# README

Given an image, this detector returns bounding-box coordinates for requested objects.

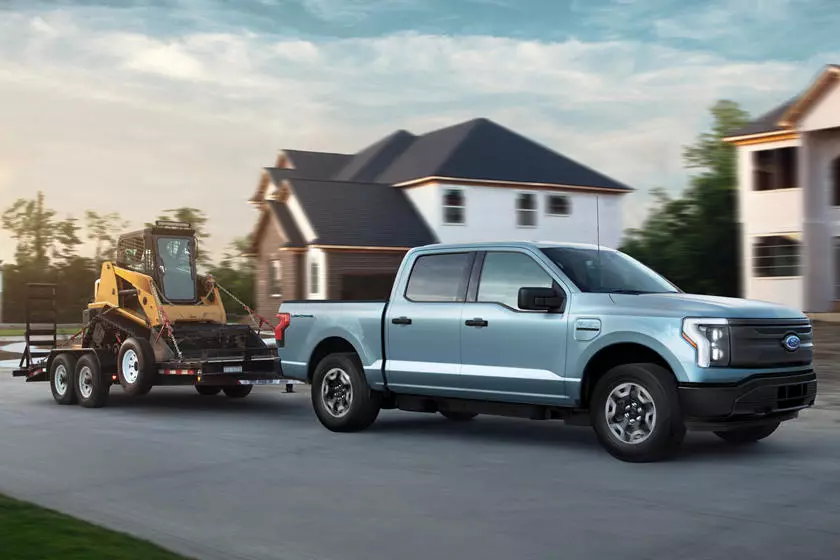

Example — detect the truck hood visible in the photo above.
[609,292,807,320]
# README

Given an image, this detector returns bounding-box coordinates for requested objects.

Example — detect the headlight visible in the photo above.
[682,318,730,367]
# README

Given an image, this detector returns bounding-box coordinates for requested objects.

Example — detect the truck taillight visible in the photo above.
[275,313,291,347]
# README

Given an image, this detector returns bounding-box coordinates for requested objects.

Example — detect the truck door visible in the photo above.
[384,250,475,397]
[458,250,571,406]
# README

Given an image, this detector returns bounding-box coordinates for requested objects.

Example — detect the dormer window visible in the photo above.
[443,188,465,224]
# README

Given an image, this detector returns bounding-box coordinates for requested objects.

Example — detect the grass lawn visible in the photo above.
[0,327,80,337]
[0,493,192,560]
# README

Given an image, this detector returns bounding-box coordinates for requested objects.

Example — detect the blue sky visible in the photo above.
[0,0,838,262]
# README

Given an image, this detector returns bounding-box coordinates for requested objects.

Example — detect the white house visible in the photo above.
[247,117,632,318]
[724,64,840,313]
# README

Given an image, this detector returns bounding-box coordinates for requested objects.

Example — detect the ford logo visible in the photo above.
[781,334,801,352]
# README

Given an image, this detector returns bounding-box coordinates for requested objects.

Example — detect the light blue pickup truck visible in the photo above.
[274,241,818,462]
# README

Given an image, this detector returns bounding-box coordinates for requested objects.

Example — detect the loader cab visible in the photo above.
[116,221,199,304]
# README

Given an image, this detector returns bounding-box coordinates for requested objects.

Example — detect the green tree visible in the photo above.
[620,100,751,296]
[209,236,255,319]
[1,191,57,269]
[149,207,210,267]
[85,211,129,266]
[53,217,83,268]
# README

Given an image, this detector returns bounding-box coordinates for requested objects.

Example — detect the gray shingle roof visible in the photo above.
[268,201,305,247]
[727,97,798,138]
[282,150,352,180]
[287,178,437,247]
[333,130,416,182]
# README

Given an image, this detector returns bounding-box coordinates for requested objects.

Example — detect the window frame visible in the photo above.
[515,191,538,228]
[546,194,571,217]
[442,187,466,226]
[403,251,475,303]
[752,234,801,278]
[270,259,283,298]
[468,250,567,314]
[832,156,840,207]
[309,260,320,296]
[751,146,798,191]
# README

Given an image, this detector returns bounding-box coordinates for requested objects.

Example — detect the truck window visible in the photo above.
[477,252,553,310]
[405,252,472,302]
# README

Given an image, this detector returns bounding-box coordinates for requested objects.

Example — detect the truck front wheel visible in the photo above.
[312,353,381,432]
[590,363,686,463]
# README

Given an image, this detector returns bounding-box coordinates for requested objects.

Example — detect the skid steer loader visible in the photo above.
[13,220,285,408]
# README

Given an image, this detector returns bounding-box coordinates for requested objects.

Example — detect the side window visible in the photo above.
[478,252,553,310]
[405,252,472,302]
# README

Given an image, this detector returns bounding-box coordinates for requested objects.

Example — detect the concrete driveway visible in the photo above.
[1,370,839,560]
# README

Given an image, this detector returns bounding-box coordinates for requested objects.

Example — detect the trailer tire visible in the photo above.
[222,385,253,398]
[312,352,381,432]
[195,385,222,396]
[75,354,109,408]
[118,338,156,397]
[50,353,78,405]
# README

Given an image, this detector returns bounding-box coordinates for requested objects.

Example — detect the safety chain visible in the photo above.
[206,274,276,334]
[149,282,184,361]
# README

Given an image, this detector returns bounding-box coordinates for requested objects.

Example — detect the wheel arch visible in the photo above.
[307,337,363,383]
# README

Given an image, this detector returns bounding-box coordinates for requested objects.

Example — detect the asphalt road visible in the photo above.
[1,371,839,560]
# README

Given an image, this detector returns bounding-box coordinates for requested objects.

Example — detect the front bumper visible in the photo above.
[678,370,817,430]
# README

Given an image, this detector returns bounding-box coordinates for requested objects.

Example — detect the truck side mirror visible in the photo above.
[518,287,564,312]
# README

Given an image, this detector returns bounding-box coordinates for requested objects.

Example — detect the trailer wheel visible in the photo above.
[50,353,78,405]
[195,385,222,396]
[312,352,381,432]
[222,385,253,398]
[118,338,156,397]
[75,354,109,408]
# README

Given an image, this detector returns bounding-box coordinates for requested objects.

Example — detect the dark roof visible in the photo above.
[282,150,352,180]
[268,201,305,247]
[727,97,798,138]
[333,130,416,182]
[288,178,437,247]
[374,118,632,191]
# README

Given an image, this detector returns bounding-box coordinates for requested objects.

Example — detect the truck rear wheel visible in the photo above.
[590,363,686,463]
[312,352,381,432]
[50,353,78,405]
[118,338,156,397]
[75,354,110,408]
[222,385,253,398]
[715,421,781,444]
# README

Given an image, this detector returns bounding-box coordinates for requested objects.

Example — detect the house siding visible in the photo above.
[255,209,302,318]
[325,251,408,299]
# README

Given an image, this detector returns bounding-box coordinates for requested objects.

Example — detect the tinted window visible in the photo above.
[540,247,678,294]
[478,252,553,310]
[157,236,196,301]
[405,253,472,302]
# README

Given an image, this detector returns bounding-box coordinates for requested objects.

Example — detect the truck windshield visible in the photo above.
[539,247,679,294]
[157,236,196,301]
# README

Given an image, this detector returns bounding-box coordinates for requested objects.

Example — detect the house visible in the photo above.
[723,64,840,312]
[247,117,632,317]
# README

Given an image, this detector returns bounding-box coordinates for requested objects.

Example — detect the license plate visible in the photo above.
[238,379,284,385]
[223,365,243,373]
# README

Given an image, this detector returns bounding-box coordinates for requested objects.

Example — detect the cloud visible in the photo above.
[0,7,836,263]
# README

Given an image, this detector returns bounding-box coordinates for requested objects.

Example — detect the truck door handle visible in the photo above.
[392,316,412,325]
[465,318,488,327]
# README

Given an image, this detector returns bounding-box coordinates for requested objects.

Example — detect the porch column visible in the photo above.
[802,131,832,312]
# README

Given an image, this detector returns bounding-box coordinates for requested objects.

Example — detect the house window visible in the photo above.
[309,261,320,295]
[753,147,797,191]
[753,235,801,277]
[443,188,464,224]
[270,260,282,296]
[832,156,840,206]
[546,194,571,216]
[516,193,537,227]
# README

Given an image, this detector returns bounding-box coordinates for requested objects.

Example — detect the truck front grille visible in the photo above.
[728,318,813,368]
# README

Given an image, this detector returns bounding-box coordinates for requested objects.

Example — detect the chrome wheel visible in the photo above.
[605,382,657,445]
[78,366,94,400]
[321,368,353,418]
[121,348,139,384]
[54,364,68,396]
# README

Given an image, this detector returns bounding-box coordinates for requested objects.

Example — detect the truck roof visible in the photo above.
[411,240,617,253]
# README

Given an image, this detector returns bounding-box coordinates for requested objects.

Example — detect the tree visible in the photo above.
[53,217,83,268]
[620,100,751,297]
[85,211,129,266]
[149,207,211,267]
[1,191,57,269]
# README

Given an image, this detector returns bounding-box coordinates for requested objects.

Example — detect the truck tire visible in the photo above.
[440,411,478,422]
[222,385,253,398]
[50,353,78,405]
[117,337,156,397]
[590,363,686,463]
[195,385,222,396]
[75,354,110,408]
[312,352,381,432]
[714,421,780,444]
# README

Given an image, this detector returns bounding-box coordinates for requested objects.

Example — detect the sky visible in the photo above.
[1,0,839,264]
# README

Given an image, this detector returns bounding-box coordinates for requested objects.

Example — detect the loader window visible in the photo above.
[157,236,196,302]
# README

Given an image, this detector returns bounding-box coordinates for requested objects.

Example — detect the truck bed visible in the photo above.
[277,300,387,386]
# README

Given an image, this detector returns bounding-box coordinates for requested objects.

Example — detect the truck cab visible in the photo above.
[276,241,817,462]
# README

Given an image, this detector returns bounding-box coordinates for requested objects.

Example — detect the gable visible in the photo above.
[798,75,840,132]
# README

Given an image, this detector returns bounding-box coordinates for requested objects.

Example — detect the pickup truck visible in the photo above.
[274,241,818,462]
